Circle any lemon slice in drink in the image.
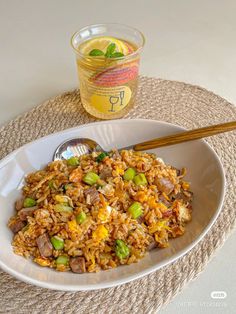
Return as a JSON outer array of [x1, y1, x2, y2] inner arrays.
[[80, 36, 130, 56]]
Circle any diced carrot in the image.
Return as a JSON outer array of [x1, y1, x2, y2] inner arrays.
[[99, 194, 107, 207]]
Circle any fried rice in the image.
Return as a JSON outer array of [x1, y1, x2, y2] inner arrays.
[[8, 150, 193, 273]]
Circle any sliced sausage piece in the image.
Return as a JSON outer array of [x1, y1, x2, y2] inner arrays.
[[15, 199, 24, 211], [8, 218, 26, 233], [18, 206, 38, 221], [70, 257, 86, 273], [84, 187, 100, 204], [155, 177, 174, 195], [36, 233, 53, 257], [99, 166, 112, 180]]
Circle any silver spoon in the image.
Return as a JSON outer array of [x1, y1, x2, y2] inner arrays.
[[53, 138, 102, 160], [53, 121, 236, 160]]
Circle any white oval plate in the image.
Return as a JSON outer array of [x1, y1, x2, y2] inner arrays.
[[0, 119, 225, 291]]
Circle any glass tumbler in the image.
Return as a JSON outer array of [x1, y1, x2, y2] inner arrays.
[[71, 23, 145, 119]]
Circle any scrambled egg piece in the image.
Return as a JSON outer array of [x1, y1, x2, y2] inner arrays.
[[92, 225, 108, 241], [148, 220, 169, 234], [148, 196, 160, 209], [68, 220, 82, 234], [182, 181, 190, 190], [98, 205, 112, 222], [55, 195, 69, 203], [134, 191, 148, 203], [34, 257, 51, 267]]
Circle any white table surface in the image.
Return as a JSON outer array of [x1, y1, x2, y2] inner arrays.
[[0, 1, 235, 313]]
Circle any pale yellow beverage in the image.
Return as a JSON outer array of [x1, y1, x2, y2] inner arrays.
[[71, 24, 145, 119]]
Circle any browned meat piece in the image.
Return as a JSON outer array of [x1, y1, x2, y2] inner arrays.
[[18, 206, 38, 221], [176, 169, 181, 176], [137, 216, 144, 224], [15, 199, 24, 211], [36, 233, 53, 257], [147, 237, 157, 251], [69, 257, 86, 273], [158, 195, 171, 207], [182, 190, 193, 202], [99, 166, 112, 180], [84, 187, 100, 204], [162, 209, 173, 218], [171, 166, 181, 176], [111, 149, 120, 160], [136, 160, 152, 172], [171, 191, 193, 203], [8, 218, 26, 233], [155, 177, 174, 195], [141, 162, 152, 172]]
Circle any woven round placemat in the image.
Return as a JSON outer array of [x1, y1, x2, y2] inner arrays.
[[0, 77, 235, 314]]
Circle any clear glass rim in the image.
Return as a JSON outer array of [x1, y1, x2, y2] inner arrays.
[[70, 23, 145, 60]]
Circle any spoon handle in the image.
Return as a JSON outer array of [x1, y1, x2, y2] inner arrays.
[[133, 121, 236, 151]]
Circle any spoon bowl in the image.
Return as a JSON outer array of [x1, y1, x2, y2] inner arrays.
[[53, 138, 103, 160]]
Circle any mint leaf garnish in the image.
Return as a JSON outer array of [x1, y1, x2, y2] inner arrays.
[[89, 49, 104, 56], [89, 44, 124, 58], [110, 52, 124, 58], [105, 43, 116, 57]]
